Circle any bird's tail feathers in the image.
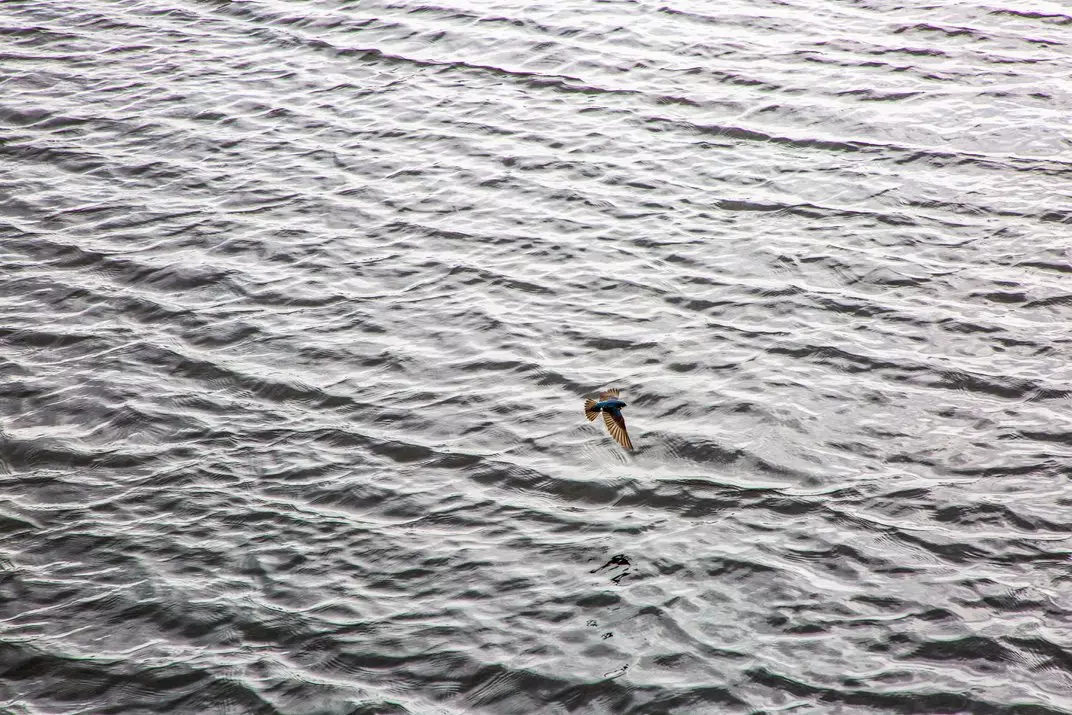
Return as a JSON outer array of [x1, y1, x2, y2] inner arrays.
[[584, 399, 598, 421]]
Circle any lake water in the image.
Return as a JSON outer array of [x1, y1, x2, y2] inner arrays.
[[2, 1, 1071, 713]]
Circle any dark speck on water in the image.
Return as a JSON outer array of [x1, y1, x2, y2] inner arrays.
[[1, 0, 1070, 713]]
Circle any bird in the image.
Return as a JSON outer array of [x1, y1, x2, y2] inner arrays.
[[584, 388, 634, 450]]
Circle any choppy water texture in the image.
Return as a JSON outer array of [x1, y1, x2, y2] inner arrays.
[[2, 0, 1071, 712]]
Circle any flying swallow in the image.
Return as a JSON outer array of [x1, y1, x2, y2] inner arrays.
[[584, 388, 634, 450]]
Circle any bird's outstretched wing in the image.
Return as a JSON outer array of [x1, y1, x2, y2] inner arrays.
[[599, 388, 620, 400], [603, 410, 633, 450]]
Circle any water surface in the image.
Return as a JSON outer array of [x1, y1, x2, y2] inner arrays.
[[2, 0, 1071, 713]]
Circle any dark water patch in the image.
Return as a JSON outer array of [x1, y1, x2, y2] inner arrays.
[[0, 635, 302, 715], [944, 460, 1063, 479], [1006, 637, 1072, 675], [933, 502, 1070, 533], [0, 433, 156, 472], [0, 325, 97, 350], [1025, 293, 1072, 310], [470, 462, 624, 506], [749, 665, 1067, 714], [910, 635, 1018, 666], [988, 9, 1072, 26]]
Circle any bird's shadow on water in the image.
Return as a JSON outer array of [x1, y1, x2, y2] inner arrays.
[[590, 553, 632, 585]]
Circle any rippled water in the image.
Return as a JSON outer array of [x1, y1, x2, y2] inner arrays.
[[2, 0, 1071, 712]]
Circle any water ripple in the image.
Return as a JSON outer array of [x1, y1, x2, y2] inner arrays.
[[1, 0, 1070, 712]]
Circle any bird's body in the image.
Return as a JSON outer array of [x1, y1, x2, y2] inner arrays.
[[584, 389, 634, 450]]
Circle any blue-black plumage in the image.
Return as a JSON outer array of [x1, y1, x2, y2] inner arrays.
[[584, 388, 634, 450]]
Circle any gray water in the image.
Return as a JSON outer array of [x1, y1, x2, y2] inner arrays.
[[2, 1, 1071, 713]]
